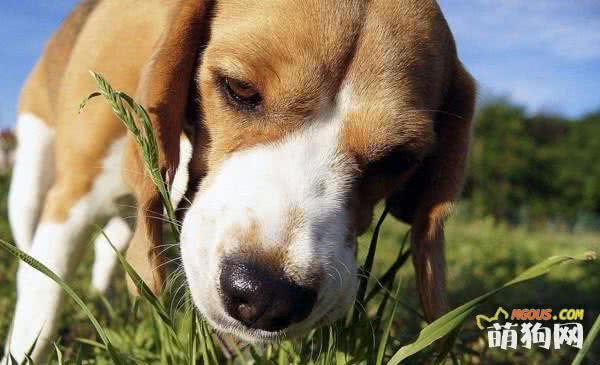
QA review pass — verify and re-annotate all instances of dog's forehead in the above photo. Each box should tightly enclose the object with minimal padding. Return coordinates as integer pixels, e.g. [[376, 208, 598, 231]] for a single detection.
[[212, 0, 364, 44], [208, 0, 364, 83], [209, 0, 448, 74], [202, 0, 448, 160]]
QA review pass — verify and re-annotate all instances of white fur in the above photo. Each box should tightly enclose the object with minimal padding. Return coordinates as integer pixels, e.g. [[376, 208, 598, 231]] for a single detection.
[[181, 84, 358, 341], [91, 217, 132, 293], [8, 113, 55, 252], [4, 138, 130, 363], [170, 134, 193, 208]]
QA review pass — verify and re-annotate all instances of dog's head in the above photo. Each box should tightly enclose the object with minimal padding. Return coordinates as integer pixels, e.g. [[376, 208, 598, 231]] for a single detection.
[[124, 0, 475, 342]]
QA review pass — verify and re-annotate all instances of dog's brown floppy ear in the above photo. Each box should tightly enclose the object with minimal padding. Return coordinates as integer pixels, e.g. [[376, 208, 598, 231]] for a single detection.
[[123, 1, 212, 295], [387, 61, 476, 322]]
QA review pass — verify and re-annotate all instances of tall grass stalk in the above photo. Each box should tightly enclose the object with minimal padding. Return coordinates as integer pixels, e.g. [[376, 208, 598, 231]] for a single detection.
[[79, 72, 179, 236]]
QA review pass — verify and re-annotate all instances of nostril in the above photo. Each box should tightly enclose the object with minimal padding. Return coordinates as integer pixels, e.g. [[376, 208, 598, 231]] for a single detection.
[[288, 287, 317, 323], [257, 285, 317, 331], [219, 259, 317, 331], [237, 302, 260, 323], [220, 269, 266, 325]]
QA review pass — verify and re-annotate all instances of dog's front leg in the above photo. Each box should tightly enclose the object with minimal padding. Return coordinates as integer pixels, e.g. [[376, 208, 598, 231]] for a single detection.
[[5, 217, 97, 363], [91, 216, 132, 293], [3, 179, 115, 363], [6, 228, 90, 362]]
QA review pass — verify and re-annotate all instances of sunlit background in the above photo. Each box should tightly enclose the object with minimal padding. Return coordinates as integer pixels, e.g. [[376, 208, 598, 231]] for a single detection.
[[0, 1, 599, 127]]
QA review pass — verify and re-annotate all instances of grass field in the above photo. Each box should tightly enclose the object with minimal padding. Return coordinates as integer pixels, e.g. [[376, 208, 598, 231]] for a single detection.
[[0, 172, 598, 364]]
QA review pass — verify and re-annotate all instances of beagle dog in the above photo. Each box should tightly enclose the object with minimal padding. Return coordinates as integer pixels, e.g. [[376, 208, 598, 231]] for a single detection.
[[4, 0, 475, 362]]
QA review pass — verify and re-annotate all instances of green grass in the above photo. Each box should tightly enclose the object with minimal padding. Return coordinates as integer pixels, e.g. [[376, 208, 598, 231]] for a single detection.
[[0, 75, 598, 364], [0, 187, 598, 364]]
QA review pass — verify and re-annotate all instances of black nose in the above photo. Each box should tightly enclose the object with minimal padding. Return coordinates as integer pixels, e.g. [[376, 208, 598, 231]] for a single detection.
[[219, 259, 317, 332]]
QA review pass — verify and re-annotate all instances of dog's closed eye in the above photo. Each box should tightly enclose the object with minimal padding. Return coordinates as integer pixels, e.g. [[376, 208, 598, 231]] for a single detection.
[[219, 76, 262, 112], [368, 147, 420, 176]]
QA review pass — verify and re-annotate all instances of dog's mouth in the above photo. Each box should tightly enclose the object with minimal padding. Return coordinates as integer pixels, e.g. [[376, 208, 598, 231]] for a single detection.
[[199, 286, 345, 343], [182, 258, 352, 342], [181, 236, 357, 342]]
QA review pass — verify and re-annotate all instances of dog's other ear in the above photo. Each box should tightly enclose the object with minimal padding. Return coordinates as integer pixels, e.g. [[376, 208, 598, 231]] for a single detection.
[[123, 1, 212, 295], [387, 61, 476, 322]]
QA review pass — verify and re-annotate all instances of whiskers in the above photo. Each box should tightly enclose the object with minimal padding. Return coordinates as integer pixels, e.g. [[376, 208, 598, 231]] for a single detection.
[[164, 265, 195, 318], [115, 202, 187, 228]]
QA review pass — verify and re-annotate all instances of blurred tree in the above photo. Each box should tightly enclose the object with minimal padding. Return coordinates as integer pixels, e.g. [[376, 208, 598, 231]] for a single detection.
[[522, 114, 568, 223], [465, 100, 534, 224], [556, 112, 600, 226], [463, 99, 600, 230]]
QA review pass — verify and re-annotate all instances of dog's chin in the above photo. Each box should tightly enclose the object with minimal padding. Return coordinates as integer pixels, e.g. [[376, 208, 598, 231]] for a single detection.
[[204, 313, 345, 343], [190, 290, 353, 343], [202, 315, 286, 343]]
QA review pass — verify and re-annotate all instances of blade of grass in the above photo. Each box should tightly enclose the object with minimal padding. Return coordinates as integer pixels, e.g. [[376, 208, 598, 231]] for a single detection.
[[96, 228, 188, 361], [52, 344, 63, 365], [9, 353, 18, 365], [228, 338, 248, 364], [201, 320, 219, 364], [571, 313, 600, 365], [433, 327, 461, 365], [352, 205, 390, 322], [81, 72, 179, 237], [188, 310, 198, 365], [365, 231, 410, 304], [98, 294, 118, 321], [19, 328, 42, 365], [0, 240, 123, 364], [248, 346, 263, 365], [375, 284, 402, 365], [73, 346, 83, 365], [117, 92, 178, 232], [74, 338, 106, 350], [97, 229, 174, 329], [368, 281, 396, 363], [198, 320, 220, 365], [387, 252, 596, 365]]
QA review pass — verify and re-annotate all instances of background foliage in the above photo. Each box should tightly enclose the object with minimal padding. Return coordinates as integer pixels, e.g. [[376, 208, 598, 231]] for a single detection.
[[464, 99, 600, 230]]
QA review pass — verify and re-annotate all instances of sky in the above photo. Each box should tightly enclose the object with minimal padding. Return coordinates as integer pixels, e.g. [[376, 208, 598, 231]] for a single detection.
[[0, 1, 599, 128]]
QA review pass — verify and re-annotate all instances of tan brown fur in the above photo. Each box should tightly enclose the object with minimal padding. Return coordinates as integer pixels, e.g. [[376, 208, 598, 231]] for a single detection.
[[389, 62, 476, 320], [18, 0, 101, 124], [124, 0, 213, 294], [19, 0, 170, 223]]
